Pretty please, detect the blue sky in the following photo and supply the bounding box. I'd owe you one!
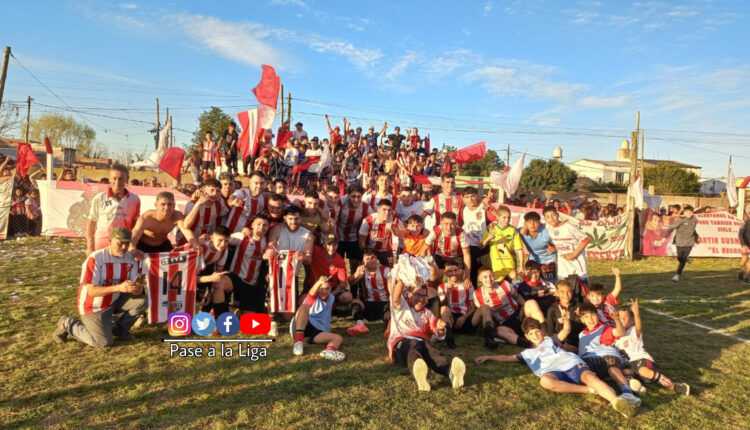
[1,0,749,178]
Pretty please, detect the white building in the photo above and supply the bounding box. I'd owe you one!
[700,178,727,195]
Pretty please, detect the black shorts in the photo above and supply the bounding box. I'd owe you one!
[629,358,656,374]
[452,312,478,334]
[228,273,267,313]
[499,310,523,336]
[137,240,174,254]
[583,355,627,379]
[434,254,463,270]
[197,263,216,301]
[304,321,324,343]
[337,241,363,262]
[375,251,394,268]
[364,301,389,321]
[201,160,216,170]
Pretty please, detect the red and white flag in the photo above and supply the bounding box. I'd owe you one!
[237,106,276,159]
[628,173,644,209]
[727,157,738,208]
[144,245,203,323]
[144,117,184,180]
[16,142,40,178]
[490,152,526,197]
[450,141,486,164]
[268,250,300,314]
[253,64,281,109]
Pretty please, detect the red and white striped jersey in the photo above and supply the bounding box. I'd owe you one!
[363,192,394,211]
[202,139,217,162]
[228,233,267,285]
[25,197,40,219]
[438,282,475,315]
[88,188,141,251]
[268,250,300,314]
[225,190,266,233]
[363,265,391,302]
[77,247,139,315]
[11,197,25,215]
[144,245,203,323]
[336,197,371,242]
[318,198,341,222]
[198,237,228,267]
[428,193,464,226]
[473,281,519,325]
[425,227,469,258]
[359,212,403,252]
[176,198,229,245]
[387,296,442,362]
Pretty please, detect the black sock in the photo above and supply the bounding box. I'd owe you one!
[351,303,364,321]
[445,325,456,348]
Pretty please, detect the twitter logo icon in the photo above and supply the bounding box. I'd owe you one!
[191,312,216,336]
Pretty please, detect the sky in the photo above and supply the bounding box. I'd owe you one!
[1,0,749,178]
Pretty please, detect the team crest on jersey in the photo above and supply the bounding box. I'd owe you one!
[161,255,188,265]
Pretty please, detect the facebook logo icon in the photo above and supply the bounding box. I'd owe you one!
[216,312,240,336]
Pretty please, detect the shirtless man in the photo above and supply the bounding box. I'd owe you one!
[128,191,199,259]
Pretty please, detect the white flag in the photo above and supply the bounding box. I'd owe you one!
[628,174,644,209]
[147,117,172,166]
[727,158,738,208]
[490,152,526,197]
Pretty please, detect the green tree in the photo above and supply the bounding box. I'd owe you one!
[643,162,700,194]
[459,149,505,176]
[192,107,233,151]
[25,113,104,157]
[519,159,577,191]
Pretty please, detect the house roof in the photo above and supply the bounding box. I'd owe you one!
[571,158,701,169]
[572,159,631,167]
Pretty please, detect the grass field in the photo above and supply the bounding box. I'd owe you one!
[1,237,749,429]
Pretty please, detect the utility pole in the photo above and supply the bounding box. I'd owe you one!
[165,107,170,147]
[279,84,284,126]
[287,92,291,124]
[626,111,640,261]
[0,46,10,110]
[155,98,160,149]
[169,116,173,148]
[640,129,645,174]
[506,144,510,167]
[25,96,32,143]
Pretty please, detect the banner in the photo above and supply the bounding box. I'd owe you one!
[640,209,743,258]
[144,246,202,323]
[0,180,12,240]
[37,180,190,237]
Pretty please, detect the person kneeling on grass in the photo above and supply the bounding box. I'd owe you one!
[475,317,637,418]
[438,260,477,348]
[347,248,392,336]
[388,279,466,391]
[614,299,690,395]
[291,275,345,361]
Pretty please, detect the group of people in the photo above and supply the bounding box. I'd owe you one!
[50,146,710,417]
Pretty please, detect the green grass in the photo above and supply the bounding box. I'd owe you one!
[1,237,749,429]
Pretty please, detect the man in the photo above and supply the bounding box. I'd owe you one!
[226,171,267,233]
[363,173,394,210]
[219,121,239,176]
[226,216,271,316]
[291,121,308,141]
[54,227,146,348]
[129,192,199,257]
[202,130,217,178]
[364,122,387,151]
[543,206,590,284]
[395,186,424,223]
[359,199,405,267]
[424,172,464,227]
[519,211,558,283]
[387,126,406,152]
[263,193,286,230]
[337,184,372,269]
[86,164,141,255]
[177,178,229,245]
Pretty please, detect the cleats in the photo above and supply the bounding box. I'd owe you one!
[449,357,466,389]
[412,358,431,392]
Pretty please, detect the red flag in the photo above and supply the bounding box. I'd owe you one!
[276,129,292,148]
[450,141,486,164]
[252,65,281,109]
[159,147,186,180]
[44,136,53,154]
[291,156,321,174]
[16,142,40,178]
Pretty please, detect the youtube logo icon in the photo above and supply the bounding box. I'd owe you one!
[240,313,271,335]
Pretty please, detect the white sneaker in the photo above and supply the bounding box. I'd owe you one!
[629,378,647,394]
[269,321,278,337]
[672,274,680,282]
[621,392,642,406]
[293,341,304,356]
[319,349,345,361]
[412,358,431,392]
[449,357,466,389]
[611,396,636,418]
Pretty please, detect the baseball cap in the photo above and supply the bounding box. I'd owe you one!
[110,227,132,242]
[295,122,303,127]
[311,136,319,142]
[324,233,338,244]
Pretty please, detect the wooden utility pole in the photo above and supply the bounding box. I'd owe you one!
[506,144,510,167]
[287,92,291,124]
[640,129,644,174]
[0,47,10,110]
[165,107,170,147]
[169,115,173,148]
[155,98,160,149]
[25,96,32,143]
[626,111,640,260]
[280,84,284,126]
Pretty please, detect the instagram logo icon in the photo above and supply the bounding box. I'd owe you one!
[168,313,192,336]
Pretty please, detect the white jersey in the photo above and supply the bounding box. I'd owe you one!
[88,188,141,250]
[395,200,424,223]
[519,335,586,377]
[77,247,139,315]
[614,326,653,362]
[548,220,590,279]
[387,296,442,362]
[461,206,487,247]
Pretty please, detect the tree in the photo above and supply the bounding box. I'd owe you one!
[24,113,105,157]
[643,162,700,195]
[192,107,233,150]
[519,159,577,191]
[459,149,505,176]
[0,102,22,137]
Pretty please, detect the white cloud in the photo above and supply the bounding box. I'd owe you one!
[304,38,383,69]
[118,3,137,9]
[483,2,493,15]
[382,51,421,83]
[270,0,306,7]
[464,63,586,101]
[578,95,628,108]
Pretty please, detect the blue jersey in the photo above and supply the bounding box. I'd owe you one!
[521,225,557,264]
[517,335,585,377]
[307,293,335,332]
[578,324,621,359]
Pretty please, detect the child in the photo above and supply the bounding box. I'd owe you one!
[403,214,430,257]
[347,249,392,336]
[291,275,345,361]
[663,205,699,282]
[614,299,690,395]
[438,261,476,348]
[480,205,524,281]
[586,267,622,326]
[514,260,557,316]
[739,209,750,283]
[578,302,641,406]
[425,211,471,281]
[475,317,637,418]
[546,279,585,352]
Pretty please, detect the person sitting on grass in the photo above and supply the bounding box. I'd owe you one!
[577,302,641,407]
[546,279,585,353]
[438,260,477,348]
[290,275,345,361]
[475,316,637,418]
[388,278,466,391]
[614,299,690,395]
[53,227,147,348]
[514,260,557,316]
[347,248,391,336]
[586,267,623,326]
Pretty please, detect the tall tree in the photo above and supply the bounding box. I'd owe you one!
[192,107,233,150]
[24,113,104,157]
[643,162,700,194]
[0,102,22,137]
[459,149,505,176]
[519,159,577,191]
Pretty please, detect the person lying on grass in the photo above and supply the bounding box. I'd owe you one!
[475,316,637,418]
[614,299,690,395]
[585,267,623,327]
[291,275,345,361]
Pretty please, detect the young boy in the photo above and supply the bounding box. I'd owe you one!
[475,317,637,418]
[615,299,690,395]
[543,205,590,284]
[480,206,524,281]
[461,187,488,285]
[403,215,430,257]
[347,248,392,336]
[578,302,641,406]
[438,260,477,348]
[196,226,232,314]
[663,205,699,282]
[425,211,471,281]
[586,267,622,326]
[514,260,557,316]
[546,279,585,352]
[291,276,345,361]
[226,215,270,316]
